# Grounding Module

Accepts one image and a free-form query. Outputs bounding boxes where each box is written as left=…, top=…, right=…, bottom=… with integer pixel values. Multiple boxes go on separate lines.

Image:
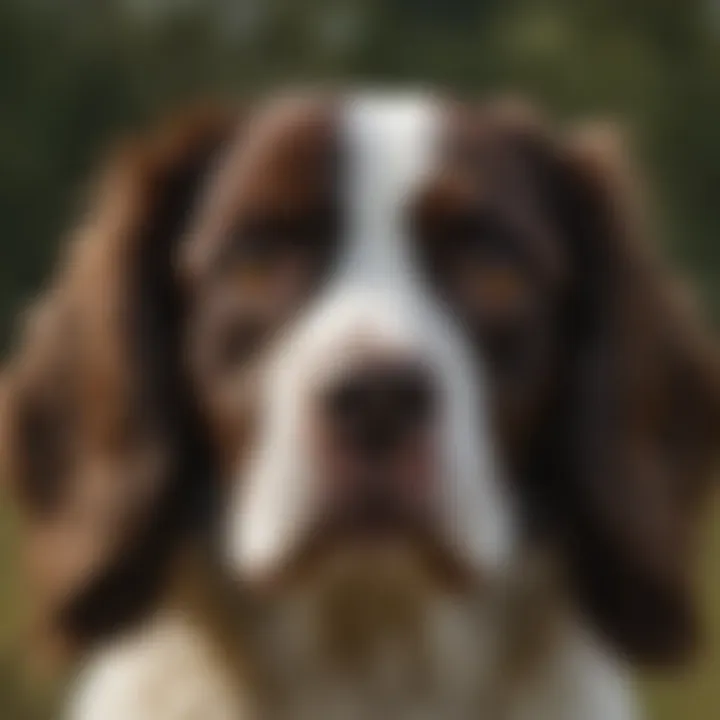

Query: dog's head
left=3, top=92, right=719, bottom=665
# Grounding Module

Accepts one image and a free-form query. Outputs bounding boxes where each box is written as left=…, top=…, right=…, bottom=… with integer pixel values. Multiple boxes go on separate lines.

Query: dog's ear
left=534, top=123, right=720, bottom=665
left=0, top=107, right=236, bottom=656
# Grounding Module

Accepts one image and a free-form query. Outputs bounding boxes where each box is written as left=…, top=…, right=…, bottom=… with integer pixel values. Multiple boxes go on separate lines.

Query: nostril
left=325, top=376, right=370, bottom=425
left=394, top=368, right=436, bottom=423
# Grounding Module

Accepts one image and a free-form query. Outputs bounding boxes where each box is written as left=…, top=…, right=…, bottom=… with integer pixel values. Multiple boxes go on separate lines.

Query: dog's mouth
left=250, top=480, right=475, bottom=596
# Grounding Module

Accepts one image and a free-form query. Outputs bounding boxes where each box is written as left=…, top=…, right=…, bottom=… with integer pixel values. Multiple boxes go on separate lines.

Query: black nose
left=324, top=362, right=436, bottom=459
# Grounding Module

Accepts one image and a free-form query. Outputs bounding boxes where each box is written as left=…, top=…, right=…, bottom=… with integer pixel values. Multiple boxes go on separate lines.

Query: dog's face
left=3, top=92, right=719, bottom=665
left=183, top=96, right=534, bottom=590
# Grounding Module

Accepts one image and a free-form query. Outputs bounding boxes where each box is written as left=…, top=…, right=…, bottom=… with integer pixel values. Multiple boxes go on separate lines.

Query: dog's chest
left=259, top=592, right=499, bottom=720
left=275, top=683, right=477, bottom=720
left=269, top=655, right=486, bottom=720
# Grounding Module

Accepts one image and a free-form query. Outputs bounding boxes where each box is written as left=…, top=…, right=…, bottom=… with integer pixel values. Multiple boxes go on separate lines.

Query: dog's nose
left=323, top=362, right=436, bottom=460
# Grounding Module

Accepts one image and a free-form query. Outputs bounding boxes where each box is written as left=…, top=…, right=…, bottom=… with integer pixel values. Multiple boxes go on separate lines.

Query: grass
left=643, top=504, right=720, bottom=719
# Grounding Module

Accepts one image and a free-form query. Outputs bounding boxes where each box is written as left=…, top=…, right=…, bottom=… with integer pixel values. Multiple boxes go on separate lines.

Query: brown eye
left=231, top=233, right=286, bottom=290
left=450, top=212, right=517, bottom=263
left=227, top=214, right=306, bottom=293
left=227, top=207, right=336, bottom=287
left=418, top=208, right=522, bottom=291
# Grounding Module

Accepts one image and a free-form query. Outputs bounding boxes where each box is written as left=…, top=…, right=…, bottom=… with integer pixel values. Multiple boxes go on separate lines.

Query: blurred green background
left=0, top=0, right=718, bottom=717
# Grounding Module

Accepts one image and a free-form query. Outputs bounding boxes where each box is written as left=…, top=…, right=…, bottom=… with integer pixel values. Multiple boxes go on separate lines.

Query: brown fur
left=547, top=123, right=720, bottom=663
left=1, top=107, right=238, bottom=655
left=1, top=95, right=719, bottom=675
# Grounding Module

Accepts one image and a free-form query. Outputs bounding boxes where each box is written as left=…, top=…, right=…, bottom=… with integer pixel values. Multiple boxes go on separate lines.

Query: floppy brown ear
left=0, top=107, right=236, bottom=656
left=542, top=125, right=720, bottom=665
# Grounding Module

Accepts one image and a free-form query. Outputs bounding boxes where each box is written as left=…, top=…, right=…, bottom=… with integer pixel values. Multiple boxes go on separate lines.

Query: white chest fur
left=67, top=595, right=638, bottom=720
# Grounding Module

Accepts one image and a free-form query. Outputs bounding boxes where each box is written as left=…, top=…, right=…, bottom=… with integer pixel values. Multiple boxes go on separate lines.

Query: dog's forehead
left=211, top=94, right=532, bottom=208
left=341, top=93, right=443, bottom=209
left=229, top=93, right=448, bottom=194
left=186, top=94, right=536, bottom=276
left=209, top=93, right=462, bottom=199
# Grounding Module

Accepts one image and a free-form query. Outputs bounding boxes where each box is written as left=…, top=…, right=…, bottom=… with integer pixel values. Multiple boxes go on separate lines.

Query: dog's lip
left=242, top=492, right=478, bottom=596
left=324, top=449, right=436, bottom=509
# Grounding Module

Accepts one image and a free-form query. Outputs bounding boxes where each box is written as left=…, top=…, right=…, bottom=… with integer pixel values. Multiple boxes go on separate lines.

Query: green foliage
left=0, top=0, right=718, bottom=349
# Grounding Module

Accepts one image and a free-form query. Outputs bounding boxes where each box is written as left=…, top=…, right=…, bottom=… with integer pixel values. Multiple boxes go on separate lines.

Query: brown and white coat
left=2, top=91, right=719, bottom=720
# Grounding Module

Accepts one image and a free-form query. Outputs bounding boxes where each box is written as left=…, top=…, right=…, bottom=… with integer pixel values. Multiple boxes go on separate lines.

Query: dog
left=2, top=91, right=719, bottom=719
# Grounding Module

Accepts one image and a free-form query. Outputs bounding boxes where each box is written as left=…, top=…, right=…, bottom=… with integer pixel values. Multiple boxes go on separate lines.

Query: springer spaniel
left=2, top=91, right=719, bottom=720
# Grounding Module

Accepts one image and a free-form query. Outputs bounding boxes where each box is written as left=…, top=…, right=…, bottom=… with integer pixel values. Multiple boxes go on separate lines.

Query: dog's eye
left=226, top=219, right=298, bottom=291
left=450, top=212, right=517, bottom=262
left=231, top=233, right=286, bottom=287
left=228, top=209, right=336, bottom=288
left=444, top=213, right=529, bottom=317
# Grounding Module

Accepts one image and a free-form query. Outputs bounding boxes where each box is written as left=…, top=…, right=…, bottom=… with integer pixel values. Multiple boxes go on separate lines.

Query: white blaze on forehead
left=230, top=93, right=514, bottom=581
left=339, top=94, right=440, bottom=286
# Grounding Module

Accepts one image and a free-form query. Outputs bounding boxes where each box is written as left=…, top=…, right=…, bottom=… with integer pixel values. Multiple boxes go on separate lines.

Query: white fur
left=509, top=623, right=638, bottom=720
left=229, top=94, right=514, bottom=583
left=68, top=605, right=638, bottom=719
left=67, top=612, right=246, bottom=720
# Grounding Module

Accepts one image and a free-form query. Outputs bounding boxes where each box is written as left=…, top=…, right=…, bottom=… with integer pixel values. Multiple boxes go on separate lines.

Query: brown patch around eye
left=457, top=263, right=531, bottom=320
left=230, top=248, right=286, bottom=296
left=220, top=215, right=312, bottom=295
